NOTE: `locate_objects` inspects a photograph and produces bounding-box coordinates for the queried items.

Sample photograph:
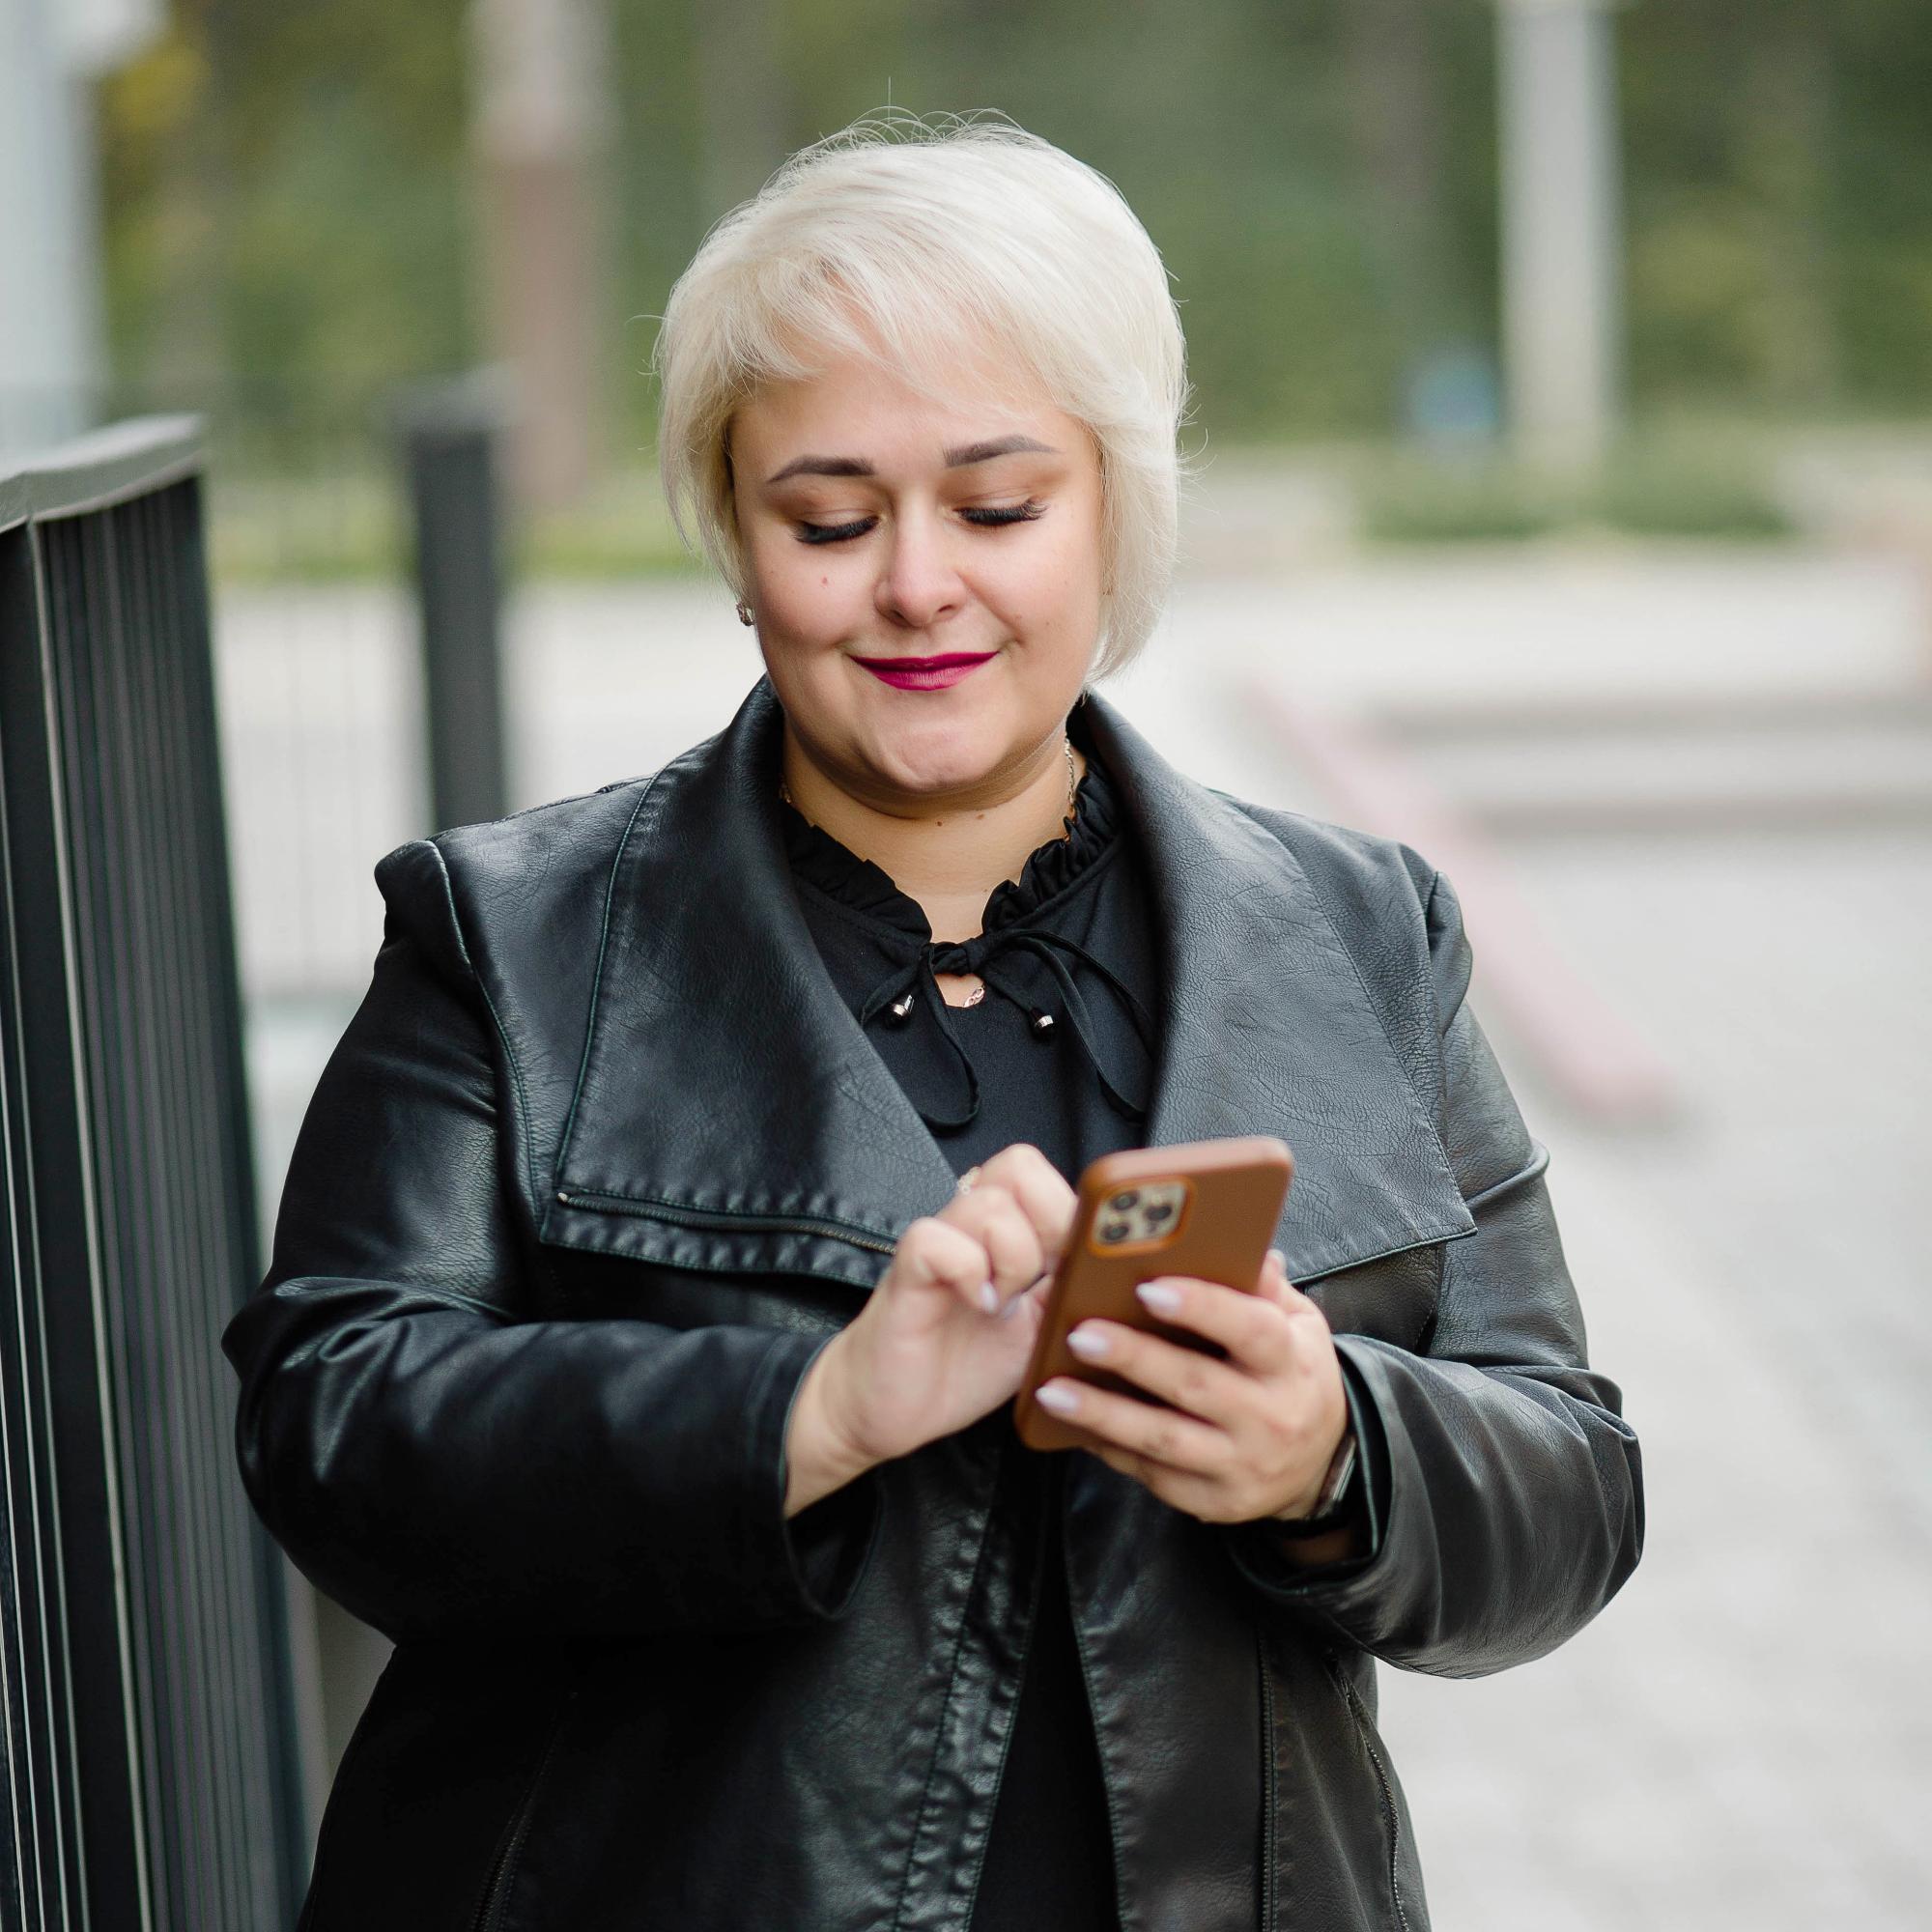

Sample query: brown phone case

[1014,1135,1294,1453]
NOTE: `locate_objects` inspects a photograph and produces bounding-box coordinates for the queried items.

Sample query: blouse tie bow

[857,921,1156,1131]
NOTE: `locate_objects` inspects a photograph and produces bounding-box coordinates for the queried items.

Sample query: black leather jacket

[223,674,1644,1932]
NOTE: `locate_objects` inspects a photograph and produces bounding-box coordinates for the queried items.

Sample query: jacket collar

[539,673,1473,1287]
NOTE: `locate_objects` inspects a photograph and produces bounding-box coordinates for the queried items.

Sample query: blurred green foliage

[94,0,1932,564]
[1356,434,1796,546]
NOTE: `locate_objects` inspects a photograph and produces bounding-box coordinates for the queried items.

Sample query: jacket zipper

[472,1711,569,1932]
[1257,1628,1278,1931]
[1336,1669,1411,1932]
[553,1187,896,1256]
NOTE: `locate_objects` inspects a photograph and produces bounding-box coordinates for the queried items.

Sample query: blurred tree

[1342,0,1492,438]
[93,0,1932,458]
[690,0,797,216]
[470,0,616,507]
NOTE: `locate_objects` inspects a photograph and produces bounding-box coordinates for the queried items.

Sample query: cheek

[753,548,855,632]
[1009,534,1104,628]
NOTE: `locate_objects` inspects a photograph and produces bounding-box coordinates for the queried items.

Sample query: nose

[874,504,965,632]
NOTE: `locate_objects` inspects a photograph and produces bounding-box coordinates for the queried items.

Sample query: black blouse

[781,703,1188,1932]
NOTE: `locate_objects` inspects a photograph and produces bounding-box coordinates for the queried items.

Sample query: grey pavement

[223,547,1932,1929]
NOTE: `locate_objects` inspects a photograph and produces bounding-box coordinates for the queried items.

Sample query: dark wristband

[1266,1427,1359,1539]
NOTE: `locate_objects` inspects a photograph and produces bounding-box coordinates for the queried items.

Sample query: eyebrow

[763,434,1059,486]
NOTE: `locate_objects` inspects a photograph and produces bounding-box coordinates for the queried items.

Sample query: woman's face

[728,343,1106,810]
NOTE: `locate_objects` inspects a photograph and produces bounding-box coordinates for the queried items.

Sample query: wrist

[783,1334,880,1518]
[1269,1421,1357,1529]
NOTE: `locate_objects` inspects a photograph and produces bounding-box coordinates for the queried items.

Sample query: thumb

[1262,1246,1312,1309]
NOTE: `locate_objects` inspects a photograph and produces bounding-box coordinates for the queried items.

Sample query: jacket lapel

[537,673,1473,1288]
[1080,694,1475,1280]
[538,675,961,1284]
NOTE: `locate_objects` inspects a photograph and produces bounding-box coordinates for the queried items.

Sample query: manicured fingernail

[1136,1280,1182,1315]
[1036,1380,1080,1414]
[977,1281,999,1314]
[1267,1248,1287,1272]
[1065,1323,1110,1360]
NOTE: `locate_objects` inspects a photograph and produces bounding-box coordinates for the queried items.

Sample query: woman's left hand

[1038,1250,1350,1524]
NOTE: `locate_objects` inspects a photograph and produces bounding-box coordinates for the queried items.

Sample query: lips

[851,651,997,691]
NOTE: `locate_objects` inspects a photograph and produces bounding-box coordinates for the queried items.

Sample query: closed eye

[794,500,1047,546]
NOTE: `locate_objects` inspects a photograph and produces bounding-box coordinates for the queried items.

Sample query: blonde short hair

[650,109,1195,679]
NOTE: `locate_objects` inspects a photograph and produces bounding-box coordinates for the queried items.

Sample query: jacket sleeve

[221,838,885,1645]
[1220,861,1645,1677]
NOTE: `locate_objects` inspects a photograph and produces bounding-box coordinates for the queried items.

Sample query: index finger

[950,1142,1077,1260]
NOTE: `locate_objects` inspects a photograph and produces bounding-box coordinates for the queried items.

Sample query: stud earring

[736,600,754,627]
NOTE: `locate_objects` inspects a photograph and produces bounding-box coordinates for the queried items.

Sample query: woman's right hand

[784,1143,1075,1515]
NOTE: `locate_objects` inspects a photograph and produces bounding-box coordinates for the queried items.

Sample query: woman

[225,113,1644,1931]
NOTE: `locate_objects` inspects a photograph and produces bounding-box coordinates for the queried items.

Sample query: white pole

[0,0,161,451]
[1496,0,1626,471]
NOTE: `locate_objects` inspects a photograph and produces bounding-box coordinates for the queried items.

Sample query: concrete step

[1397,715,1932,832]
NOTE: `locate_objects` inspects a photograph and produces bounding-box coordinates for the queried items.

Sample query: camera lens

[1108,1190,1138,1212]
[1144,1202,1174,1225]
[1099,1219,1130,1243]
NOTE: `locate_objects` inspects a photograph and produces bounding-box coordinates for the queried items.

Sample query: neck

[781,725,1087,944]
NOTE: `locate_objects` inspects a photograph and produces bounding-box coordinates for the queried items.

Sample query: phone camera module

[1088,1178,1190,1252]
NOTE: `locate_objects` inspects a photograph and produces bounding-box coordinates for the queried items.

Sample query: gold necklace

[779,735,1079,824]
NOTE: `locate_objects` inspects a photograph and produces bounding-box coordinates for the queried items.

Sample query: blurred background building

[3,1,1929,1925]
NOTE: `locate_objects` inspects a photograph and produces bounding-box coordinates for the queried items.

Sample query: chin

[874,745,1001,800]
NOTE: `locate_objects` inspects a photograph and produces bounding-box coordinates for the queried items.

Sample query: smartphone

[1014,1135,1294,1453]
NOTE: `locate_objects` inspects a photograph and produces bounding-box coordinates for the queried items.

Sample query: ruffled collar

[777,713,1155,1129]
[779,732,1122,941]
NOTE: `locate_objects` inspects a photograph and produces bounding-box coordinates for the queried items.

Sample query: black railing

[0,419,305,1930]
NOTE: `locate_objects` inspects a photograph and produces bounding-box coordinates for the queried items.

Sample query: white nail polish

[977,1282,999,1314]
[1036,1381,1079,1414]
[1136,1280,1182,1315]
[1065,1325,1108,1359]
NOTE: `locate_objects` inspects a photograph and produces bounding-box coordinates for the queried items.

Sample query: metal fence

[0,419,305,1930]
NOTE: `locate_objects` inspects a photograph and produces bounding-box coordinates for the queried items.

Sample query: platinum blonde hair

[650,108,1196,679]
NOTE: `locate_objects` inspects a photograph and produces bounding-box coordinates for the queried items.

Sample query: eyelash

[793,499,1047,546]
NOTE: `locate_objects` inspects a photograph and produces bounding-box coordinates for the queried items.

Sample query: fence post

[394,372,513,833]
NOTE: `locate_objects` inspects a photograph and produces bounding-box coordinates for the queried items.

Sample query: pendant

[961,981,986,1008]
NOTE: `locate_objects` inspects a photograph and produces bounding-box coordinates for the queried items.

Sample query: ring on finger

[955,1165,982,1195]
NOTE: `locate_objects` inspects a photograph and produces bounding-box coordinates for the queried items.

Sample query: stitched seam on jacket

[424,836,543,1229]
[554,1186,895,1246]
[532,1228,881,1292]
[889,1494,1002,1932]
[553,770,670,1184]
[1462,1141,1550,1214]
